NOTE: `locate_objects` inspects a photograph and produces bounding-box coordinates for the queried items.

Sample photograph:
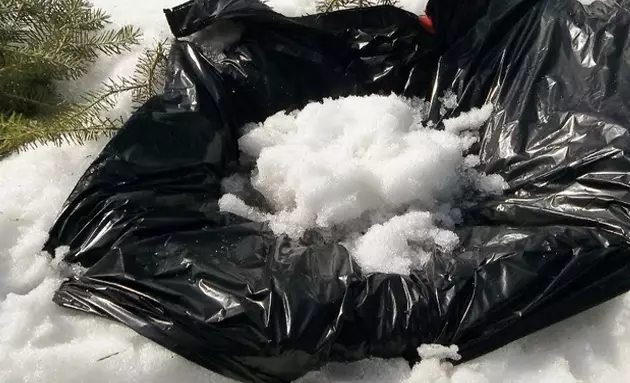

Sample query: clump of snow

[220,94,504,274]
[440,89,459,116]
[418,344,462,361]
[404,345,462,383]
[348,211,459,274]
[264,0,318,16]
[218,193,267,222]
[443,103,493,134]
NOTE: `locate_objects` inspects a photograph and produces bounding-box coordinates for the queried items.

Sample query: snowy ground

[1,0,630,382]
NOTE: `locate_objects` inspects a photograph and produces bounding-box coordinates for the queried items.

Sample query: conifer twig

[0,0,170,157]
[0,39,170,157]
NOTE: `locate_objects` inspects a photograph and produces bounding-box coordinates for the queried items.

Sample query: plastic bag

[45,0,630,382]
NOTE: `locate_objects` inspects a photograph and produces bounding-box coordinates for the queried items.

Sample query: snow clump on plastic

[219,93,506,274]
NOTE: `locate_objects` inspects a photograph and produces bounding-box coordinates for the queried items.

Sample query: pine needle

[0,0,170,158]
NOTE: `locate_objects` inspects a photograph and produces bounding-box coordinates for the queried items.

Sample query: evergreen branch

[62,25,141,62]
[74,77,143,120]
[0,0,140,80]
[48,0,107,29]
[0,0,170,157]
[0,40,171,156]
[0,111,120,156]
[0,73,60,116]
[1,48,84,81]
[0,85,61,114]
[83,26,142,57]
[68,7,110,31]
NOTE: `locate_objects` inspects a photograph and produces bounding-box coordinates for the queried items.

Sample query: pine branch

[68,26,141,60]
[0,39,171,157]
[0,111,121,156]
[0,0,141,115]
[0,0,171,157]
[130,40,170,106]
[0,80,61,115]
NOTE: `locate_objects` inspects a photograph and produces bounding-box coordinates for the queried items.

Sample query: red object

[419,15,434,34]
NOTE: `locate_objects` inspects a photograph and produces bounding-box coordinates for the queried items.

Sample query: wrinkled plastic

[44,0,630,382]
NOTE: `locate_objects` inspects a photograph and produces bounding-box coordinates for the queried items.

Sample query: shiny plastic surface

[45,0,630,382]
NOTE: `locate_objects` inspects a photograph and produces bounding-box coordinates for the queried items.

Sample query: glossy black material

[45,0,630,382]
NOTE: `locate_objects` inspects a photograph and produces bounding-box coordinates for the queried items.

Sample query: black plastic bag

[44,0,630,382]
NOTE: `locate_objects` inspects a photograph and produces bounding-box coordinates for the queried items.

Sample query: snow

[396,0,430,15]
[1,0,630,382]
[264,0,430,17]
[440,89,458,116]
[404,345,462,383]
[265,0,318,17]
[218,193,267,222]
[348,210,459,274]
[418,344,462,361]
[443,104,493,134]
[0,140,232,383]
[221,94,503,274]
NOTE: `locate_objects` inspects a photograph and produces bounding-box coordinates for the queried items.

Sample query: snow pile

[219,94,504,274]
[349,211,460,274]
[404,345,462,383]
[298,344,466,383]
[0,144,99,302]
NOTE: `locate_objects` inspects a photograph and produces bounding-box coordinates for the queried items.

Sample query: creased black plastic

[44,0,630,382]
